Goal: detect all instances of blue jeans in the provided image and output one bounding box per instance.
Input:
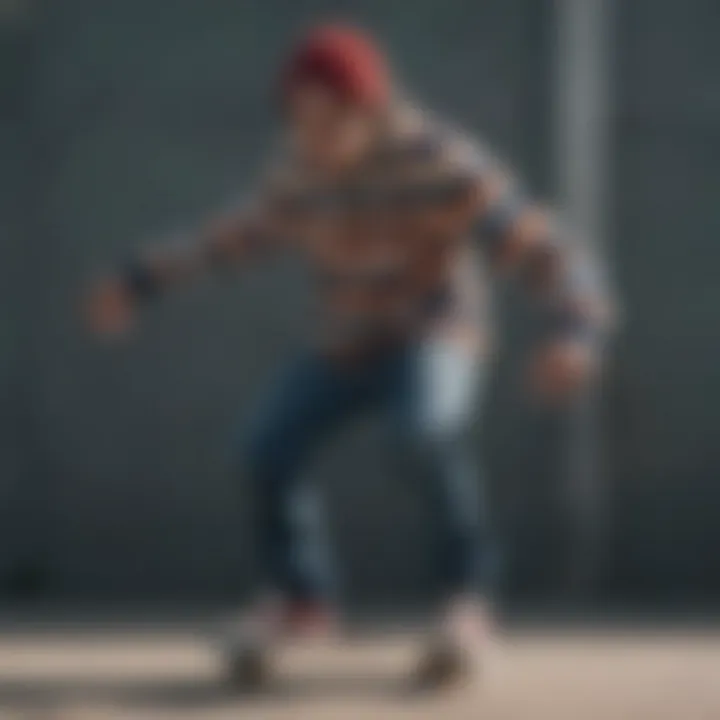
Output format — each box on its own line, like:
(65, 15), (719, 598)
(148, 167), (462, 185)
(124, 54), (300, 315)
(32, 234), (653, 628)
(241, 339), (496, 603)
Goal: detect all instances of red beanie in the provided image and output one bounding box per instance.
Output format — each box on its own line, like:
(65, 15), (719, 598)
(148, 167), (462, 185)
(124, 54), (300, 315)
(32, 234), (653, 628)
(281, 24), (391, 110)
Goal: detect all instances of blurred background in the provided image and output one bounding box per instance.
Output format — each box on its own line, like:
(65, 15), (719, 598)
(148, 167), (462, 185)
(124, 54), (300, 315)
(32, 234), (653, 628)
(0, 0), (718, 617)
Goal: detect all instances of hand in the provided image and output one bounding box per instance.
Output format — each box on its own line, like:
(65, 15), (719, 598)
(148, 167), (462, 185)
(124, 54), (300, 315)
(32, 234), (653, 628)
(528, 338), (598, 403)
(84, 275), (136, 338)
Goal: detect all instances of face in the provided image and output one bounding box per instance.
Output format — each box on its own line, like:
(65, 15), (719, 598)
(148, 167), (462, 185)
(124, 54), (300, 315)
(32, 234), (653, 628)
(287, 83), (378, 173)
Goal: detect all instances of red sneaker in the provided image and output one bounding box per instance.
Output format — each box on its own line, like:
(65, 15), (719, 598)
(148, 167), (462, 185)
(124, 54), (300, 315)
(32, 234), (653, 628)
(281, 600), (338, 638)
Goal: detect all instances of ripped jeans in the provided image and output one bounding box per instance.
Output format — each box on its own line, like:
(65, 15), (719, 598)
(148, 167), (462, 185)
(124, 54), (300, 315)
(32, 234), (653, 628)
(241, 337), (497, 604)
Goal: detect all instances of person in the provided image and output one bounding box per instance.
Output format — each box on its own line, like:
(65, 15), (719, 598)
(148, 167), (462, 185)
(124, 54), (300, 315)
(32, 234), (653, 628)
(86, 24), (609, 689)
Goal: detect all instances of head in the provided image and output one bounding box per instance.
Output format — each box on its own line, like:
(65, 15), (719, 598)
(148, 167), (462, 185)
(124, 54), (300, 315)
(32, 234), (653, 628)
(280, 24), (391, 173)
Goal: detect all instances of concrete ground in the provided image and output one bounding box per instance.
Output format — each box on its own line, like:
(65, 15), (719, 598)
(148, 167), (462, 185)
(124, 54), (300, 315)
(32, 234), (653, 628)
(0, 623), (717, 720)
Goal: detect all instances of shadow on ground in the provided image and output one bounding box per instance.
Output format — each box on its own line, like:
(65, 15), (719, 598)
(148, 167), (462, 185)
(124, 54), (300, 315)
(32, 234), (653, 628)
(0, 672), (420, 713)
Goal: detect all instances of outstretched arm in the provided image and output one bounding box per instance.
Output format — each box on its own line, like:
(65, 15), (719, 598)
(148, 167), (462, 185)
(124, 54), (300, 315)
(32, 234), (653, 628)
(126, 198), (274, 298)
(85, 194), (281, 337)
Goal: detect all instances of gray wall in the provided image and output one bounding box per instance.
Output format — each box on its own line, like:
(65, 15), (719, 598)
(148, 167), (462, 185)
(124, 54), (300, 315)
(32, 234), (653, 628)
(2, 0), (718, 607)
(609, 0), (720, 602)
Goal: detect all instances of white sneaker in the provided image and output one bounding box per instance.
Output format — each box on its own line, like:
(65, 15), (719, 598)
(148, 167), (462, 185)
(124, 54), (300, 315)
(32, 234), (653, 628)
(412, 596), (493, 691)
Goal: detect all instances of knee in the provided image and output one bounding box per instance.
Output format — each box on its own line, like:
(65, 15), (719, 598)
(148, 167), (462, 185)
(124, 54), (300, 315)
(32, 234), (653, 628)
(394, 419), (458, 473)
(396, 422), (482, 515)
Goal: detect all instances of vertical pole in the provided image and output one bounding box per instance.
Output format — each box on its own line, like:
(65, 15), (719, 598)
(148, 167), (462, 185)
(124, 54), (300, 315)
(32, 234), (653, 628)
(554, 0), (613, 601)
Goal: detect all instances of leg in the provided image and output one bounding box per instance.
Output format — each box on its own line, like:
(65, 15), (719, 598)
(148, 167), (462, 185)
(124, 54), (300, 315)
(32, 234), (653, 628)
(242, 351), (370, 606)
(388, 337), (496, 688)
(390, 337), (496, 599)
(227, 352), (373, 688)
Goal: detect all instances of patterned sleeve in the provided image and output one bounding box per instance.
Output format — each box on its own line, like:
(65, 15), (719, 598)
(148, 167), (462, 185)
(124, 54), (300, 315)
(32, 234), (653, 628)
(125, 150), (295, 299)
(451, 132), (612, 346)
